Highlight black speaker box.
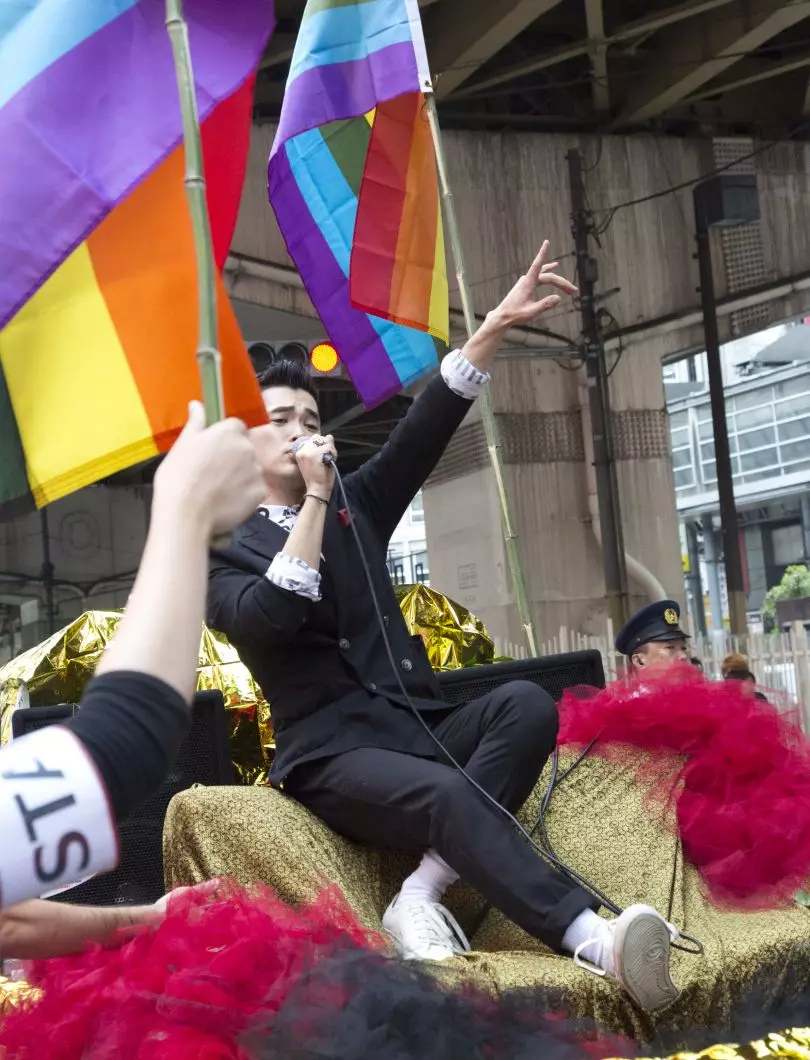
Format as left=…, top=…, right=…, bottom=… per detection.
left=10, top=689, right=233, bottom=907
left=437, top=650, right=605, bottom=706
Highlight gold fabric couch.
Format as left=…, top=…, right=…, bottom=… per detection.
left=164, top=747, right=810, bottom=1040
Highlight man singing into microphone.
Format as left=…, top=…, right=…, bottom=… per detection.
left=207, top=243, right=680, bottom=1013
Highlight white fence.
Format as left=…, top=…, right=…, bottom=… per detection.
left=495, top=621, right=810, bottom=731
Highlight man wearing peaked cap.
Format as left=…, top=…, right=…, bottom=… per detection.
left=615, top=599, right=690, bottom=671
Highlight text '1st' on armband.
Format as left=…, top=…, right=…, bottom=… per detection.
left=0, top=726, right=118, bottom=908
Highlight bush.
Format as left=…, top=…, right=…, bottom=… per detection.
left=762, top=565, right=810, bottom=631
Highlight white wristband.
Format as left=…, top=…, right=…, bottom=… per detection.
left=0, top=726, right=118, bottom=908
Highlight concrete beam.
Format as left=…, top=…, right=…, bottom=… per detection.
left=584, top=0, right=609, bottom=113
left=685, top=52, right=810, bottom=101
left=614, top=0, right=810, bottom=126
left=426, top=0, right=566, bottom=100
left=452, top=0, right=736, bottom=99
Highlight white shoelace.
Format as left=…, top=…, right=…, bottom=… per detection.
left=573, top=916, right=679, bottom=978
left=405, top=901, right=471, bottom=954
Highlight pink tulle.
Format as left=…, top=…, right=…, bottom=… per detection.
left=558, top=666, right=810, bottom=907
left=0, top=883, right=381, bottom=1059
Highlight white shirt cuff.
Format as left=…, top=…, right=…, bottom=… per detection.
left=266, top=553, right=322, bottom=602
left=440, top=348, right=490, bottom=400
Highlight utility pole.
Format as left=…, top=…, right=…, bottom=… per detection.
left=693, top=183, right=748, bottom=635
left=567, top=149, right=629, bottom=630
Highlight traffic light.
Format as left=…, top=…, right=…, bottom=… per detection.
left=247, top=341, right=343, bottom=378
left=309, top=342, right=340, bottom=375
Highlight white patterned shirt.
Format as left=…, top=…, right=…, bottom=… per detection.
left=262, top=349, right=489, bottom=601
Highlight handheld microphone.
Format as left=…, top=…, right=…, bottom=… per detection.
left=290, top=436, right=334, bottom=466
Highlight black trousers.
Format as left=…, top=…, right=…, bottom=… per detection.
left=286, top=681, right=597, bottom=951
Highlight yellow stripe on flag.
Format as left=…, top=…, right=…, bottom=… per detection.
left=428, top=209, right=449, bottom=343
left=0, top=243, right=158, bottom=506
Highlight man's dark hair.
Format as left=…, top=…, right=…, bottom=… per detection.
left=257, top=359, right=317, bottom=400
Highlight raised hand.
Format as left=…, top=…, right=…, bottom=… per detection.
left=494, top=240, right=578, bottom=327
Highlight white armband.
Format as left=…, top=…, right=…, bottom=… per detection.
left=0, top=726, right=118, bottom=908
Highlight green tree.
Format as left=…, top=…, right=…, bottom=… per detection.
left=762, top=565, right=810, bottom=630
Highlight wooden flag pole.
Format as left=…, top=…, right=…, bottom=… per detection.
left=424, top=94, right=538, bottom=657
left=165, top=0, right=225, bottom=425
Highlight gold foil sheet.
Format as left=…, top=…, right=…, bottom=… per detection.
left=396, top=583, right=495, bottom=671
left=613, top=1029, right=810, bottom=1060
left=0, top=588, right=492, bottom=786
left=0, top=975, right=41, bottom=1018
left=0, top=611, right=271, bottom=786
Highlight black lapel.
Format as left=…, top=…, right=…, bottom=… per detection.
left=235, top=511, right=349, bottom=623
left=237, top=512, right=289, bottom=564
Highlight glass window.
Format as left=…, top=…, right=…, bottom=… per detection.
left=670, top=427, right=689, bottom=448
left=700, top=441, right=715, bottom=461
left=669, top=410, right=688, bottom=431
left=775, top=376, right=810, bottom=400
left=771, top=523, right=804, bottom=566
left=732, top=387, right=772, bottom=411
left=733, top=405, right=774, bottom=431
left=739, top=448, right=779, bottom=472
left=671, top=447, right=692, bottom=469
left=698, top=416, right=714, bottom=440
left=702, top=460, right=717, bottom=484
left=408, top=493, right=425, bottom=525
left=736, top=427, right=775, bottom=452
left=780, top=440, right=810, bottom=466
left=777, top=395, right=810, bottom=420
left=674, top=467, right=694, bottom=489
left=778, top=416, right=810, bottom=443
left=740, top=468, right=779, bottom=485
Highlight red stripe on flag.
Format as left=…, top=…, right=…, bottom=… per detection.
left=349, top=94, right=417, bottom=323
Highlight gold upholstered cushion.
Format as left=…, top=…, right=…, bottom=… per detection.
left=163, top=750, right=810, bottom=1039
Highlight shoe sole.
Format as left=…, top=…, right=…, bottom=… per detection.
left=613, top=908, right=679, bottom=1013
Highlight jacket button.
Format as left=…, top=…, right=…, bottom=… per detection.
left=383, top=614, right=389, bottom=627
left=367, top=682, right=377, bottom=692
left=339, top=638, right=351, bottom=651
left=401, top=659, right=413, bottom=672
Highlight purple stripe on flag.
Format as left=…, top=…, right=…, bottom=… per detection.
left=269, top=146, right=401, bottom=408
left=0, top=0, right=272, bottom=330
left=272, top=40, right=419, bottom=157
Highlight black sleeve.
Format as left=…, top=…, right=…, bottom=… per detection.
left=65, top=671, right=190, bottom=821
left=344, top=372, right=473, bottom=543
left=207, top=552, right=312, bottom=645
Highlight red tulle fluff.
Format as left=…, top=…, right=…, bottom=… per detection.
left=558, top=666, right=810, bottom=907
left=0, top=883, right=382, bottom=1059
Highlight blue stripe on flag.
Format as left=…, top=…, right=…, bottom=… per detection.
left=286, top=126, right=437, bottom=387
left=289, top=0, right=412, bottom=83
left=0, top=0, right=140, bottom=110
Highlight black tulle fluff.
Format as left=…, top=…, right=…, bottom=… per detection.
left=246, top=950, right=619, bottom=1060
left=251, top=950, right=810, bottom=1060
left=649, top=968, right=810, bottom=1056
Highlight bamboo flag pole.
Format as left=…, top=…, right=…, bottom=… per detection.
left=425, top=94, right=538, bottom=657
left=165, top=0, right=225, bottom=426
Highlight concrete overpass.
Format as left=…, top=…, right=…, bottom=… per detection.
left=5, top=2, right=810, bottom=652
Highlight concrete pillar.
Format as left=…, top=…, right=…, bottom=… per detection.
left=702, top=514, right=724, bottom=632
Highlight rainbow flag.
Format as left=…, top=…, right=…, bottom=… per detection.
left=0, top=1, right=273, bottom=515
left=268, top=0, right=449, bottom=409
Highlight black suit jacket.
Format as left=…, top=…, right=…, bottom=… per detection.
left=207, top=372, right=475, bottom=783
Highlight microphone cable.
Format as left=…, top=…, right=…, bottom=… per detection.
left=328, top=459, right=703, bottom=956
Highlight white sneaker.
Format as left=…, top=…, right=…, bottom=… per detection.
left=573, top=904, right=680, bottom=1013
left=382, top=896, right=471, bottom=962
